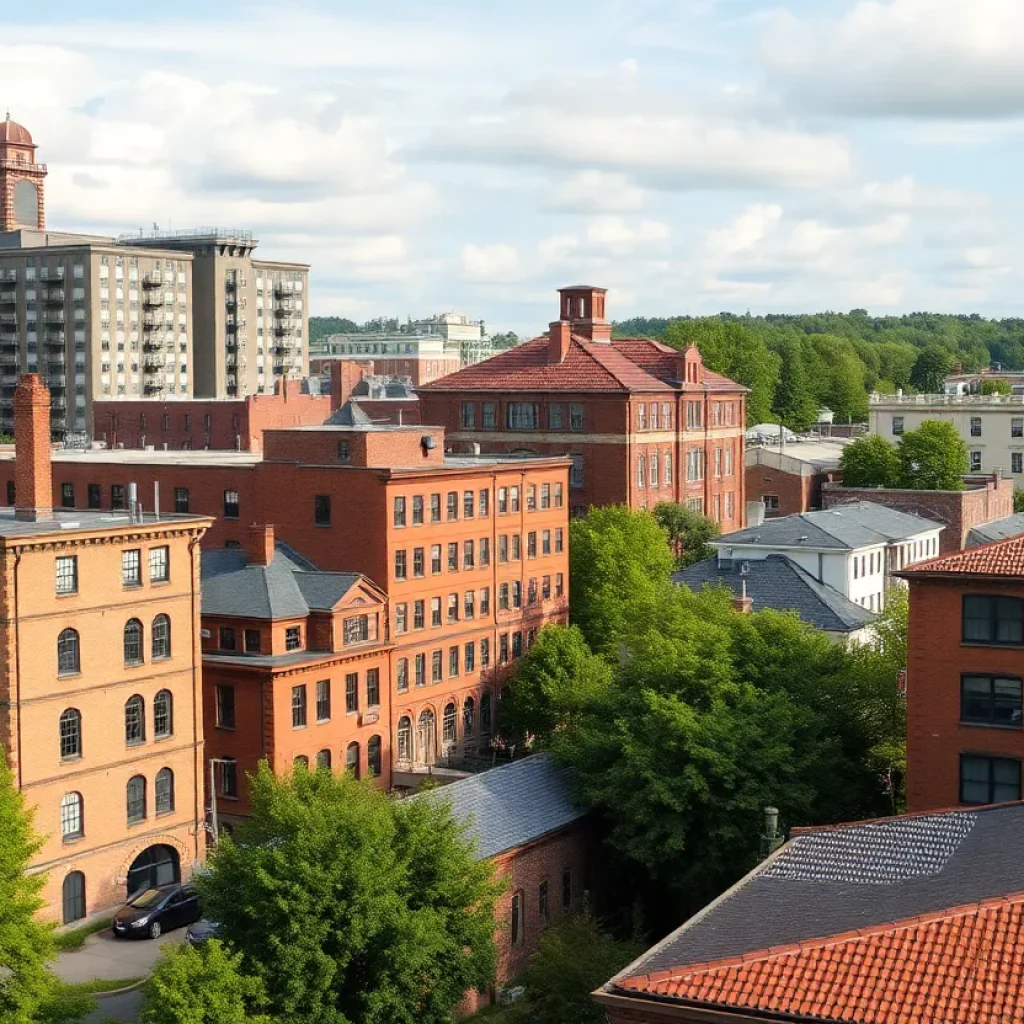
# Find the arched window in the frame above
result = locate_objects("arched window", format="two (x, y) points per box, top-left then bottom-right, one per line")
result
(480, 693), (492, 736)
(153, 690), (173, 738)
(123, 619), (143, 666)
(397, 716), (412, 762)
(126, 775), (146, 823)
(368, 735), (381, 778)
(60, 792), (83, 840)
(59, 708), (82, 759)
(316, 749), (332, 771)
(294, 755), (309, 770)
(62, 871), (86, 925)
(57, 628), (80, 675)
(417, 708), (435, 765)
(346, 742), (360, 779)
(155, 768), (174, 814)
(442, 702), (457, 743)
(151, 614), (171, 660)
(463, 697), (475, 738)
(124, 695), (145, 745)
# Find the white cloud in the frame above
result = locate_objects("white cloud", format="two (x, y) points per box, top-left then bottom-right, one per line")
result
(705, 203), (782, 257)
(462, 244), (522, 281)
(585, 217), (670, 246)
(762, 0), (1024, 118)
(546, 171), (646, 213)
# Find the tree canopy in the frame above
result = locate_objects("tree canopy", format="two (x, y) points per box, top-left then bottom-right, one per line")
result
(190, 764), (501, 1024)
(653, 502), (720, 569)
(838, 435), (901, 488)
(897, 420), (969, 490)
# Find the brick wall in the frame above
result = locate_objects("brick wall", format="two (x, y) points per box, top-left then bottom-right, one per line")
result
(746, 463), (826, 517)
(823, 475), (1014, 553)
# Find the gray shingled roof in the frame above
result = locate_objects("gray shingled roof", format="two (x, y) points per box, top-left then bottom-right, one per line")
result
(412, 753), (588, 860)
(674, 555), (875, 634)
(324, 400), (372, 426)
(617, 802), (1024, 980)
(200, 543), (359, 619)
(968, 513), (1024, 547)
(715, 501), (943, 551)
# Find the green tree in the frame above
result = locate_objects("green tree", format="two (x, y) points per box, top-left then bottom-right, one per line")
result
(771, 337), (818, 431)
(897, 420), (969, 490)
(909, 345), (956, 393)
(140, 942), (271, 1024)
(981, 378), (1011, 395)
(521, 916), (644, 1024)
(197, 764), (501, 1024)
(838, 435), (900, 488)
(489, 331), (520, 350)
(568, 506), (675, 657)
(0, 749), (59, 1024)
(653, 503), (719, 569)
(1014, 488), (1024, 513)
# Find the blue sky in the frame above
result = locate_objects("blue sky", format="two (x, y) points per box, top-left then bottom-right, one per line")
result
(3, 0), (1024, 334)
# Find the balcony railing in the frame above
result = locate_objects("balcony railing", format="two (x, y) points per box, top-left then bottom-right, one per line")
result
(44, 310), (65, 324)
(0, 269), (17, 283)
(0, 313), (16, 326)
(0, 290), (16, 305)
(871, 392), (1024, 407)
(41, 288), (65, 304)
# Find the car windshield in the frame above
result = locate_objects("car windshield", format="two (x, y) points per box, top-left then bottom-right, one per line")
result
(130, 888), (168, 909)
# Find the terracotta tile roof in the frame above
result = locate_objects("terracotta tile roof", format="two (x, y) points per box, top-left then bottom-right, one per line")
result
(417, 336), (745, 394)
(616, 893), (1024, 1024)
(900, 534), (1024, 578)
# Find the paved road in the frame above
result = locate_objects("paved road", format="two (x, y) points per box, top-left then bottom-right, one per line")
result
(83, 989), (143, 1024)
(53, 924), (187, 984)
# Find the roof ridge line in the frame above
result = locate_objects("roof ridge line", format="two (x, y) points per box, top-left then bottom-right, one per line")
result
(789, 799), (1024, 835)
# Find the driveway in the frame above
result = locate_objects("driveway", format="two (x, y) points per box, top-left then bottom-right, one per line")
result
(52, 925), (187, 985)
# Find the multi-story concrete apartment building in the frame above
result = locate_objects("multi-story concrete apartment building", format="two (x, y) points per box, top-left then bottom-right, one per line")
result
(0, 375), (212, 924)
(311, 330), (461, 386)
(899, 537), (1024, 812)
(870, 391), (1024, 481)
(0, 420), (571, 777)
(418, 285), (748, 527)
(0, 119), (308, 436)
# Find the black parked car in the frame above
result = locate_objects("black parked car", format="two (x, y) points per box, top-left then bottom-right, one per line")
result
(185, 918), (221, 947)
(112, 884), (201, 940)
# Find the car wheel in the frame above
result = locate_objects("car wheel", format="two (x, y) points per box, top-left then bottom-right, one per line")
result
(149, 920), (162, 940)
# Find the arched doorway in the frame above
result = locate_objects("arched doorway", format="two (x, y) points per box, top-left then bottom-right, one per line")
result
(417, 709), (435, 766)
(126, 844), (180, 898)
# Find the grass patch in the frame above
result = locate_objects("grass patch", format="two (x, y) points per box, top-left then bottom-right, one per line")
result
(65, 976), (144, 996)
(53, 916), (114, 952)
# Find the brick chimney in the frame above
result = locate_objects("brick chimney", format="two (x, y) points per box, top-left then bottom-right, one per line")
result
(13, 373), (53, 522)
(548, 320), (571, 364)
(330, 360), (367, 413)
(247, 523), (275, 566)
(557, 285), (612, 344)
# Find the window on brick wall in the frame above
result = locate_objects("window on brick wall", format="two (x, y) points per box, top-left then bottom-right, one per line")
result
(960, 754), (1021, 804)
(963, 595), (1024, 644)
(961, 675), (1022, 727)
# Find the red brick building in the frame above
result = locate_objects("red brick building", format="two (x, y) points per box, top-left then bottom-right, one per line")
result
(900, 537), (1024, 812)
(745, 440), (847, 518)
(201, 524), (392, 822)
(0, 421), (571, 777)
(92, 377), (332, 453)
(418, 286), (747, 526)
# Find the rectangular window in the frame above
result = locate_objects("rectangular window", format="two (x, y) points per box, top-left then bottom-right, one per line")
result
(397, 658), (409, 692)
(448, 542), (459, 572)
(498, 488), (508, 514)
(512, 631), (523, 657)
(510, 486), (521, 512)
(148, 546), (169, 583)
(960, 754), (1021, 804)
(483, 402), (496, 429)
(463, 490), (475, 519)
(461, 402), (476, 429)
(528, 577), (538, 605)
(512, 534), (521, 560)
(367, 669), (380, 707)
(316, 680), (331, 721)
(481, 587), (491, 616)
(971, 450), (982, 472)
(1015, 453), (1024, 475)
(539, 880), (550, 925)
(687, 401), (702, 429)
(650, 404), (659, 431)
(343, 615), (371, 644)
(465, 641), (475, 673)
(414, 600), (425, 629)
(447, 492), (458, 521)
(507, 402), (540, 429)
(686, 449), (704, 482)
(315, 494), (331, 526)
(555, 482), (564, 507)
(542, 575), (551, 599)
(1014, 418), (1024, 439)
(221, 759), (238, 798)
(964, 595), (1024, 644)
(961, 675), (1022, 727)
(542, 530), (551, 555)
(431, 544), (442, 574)
(395, 603), (408, 634)
(481, 637), (491, 667)
(556, 572), (565, 597)
(174, 487), (189, 512)
(479, 489), (490, 517)
(394, 550), (407, 580)
(563, 869), (572, 910)
(87, 483), (101, 509)
(412, 495), (424, 524)
(216, 685), (235, 728)
(431, 597), (441, 627)
(292, 685), (307, 728)
(465, 590), (476, 619)
(345, 673), (358, 713)
(415, 654), (426, 687)
(337, 440), (351, 462)
(499, 535), (508, 562)
(971, 416), (982, 437)
(61, 482), (74, 508)
(394, 496), (406, 527)
(219, 626), (236, 651)
(112, 484), (126, 510)
(56, 555), (77, 595)
(569, 403), (584, 431)
(528, 532), (537, 558)
(285, 627), (301, 651)
(245, 629), (261, 653)
(527, 485), (537, 512)
(122, 549), (141, 587)
(512, 580), (522, 609)
(432, 650), (443, 682)
(480, 537), (491, 566)
(541, 483), (551, 509)
(555, 528), (564, 553)
(223, 489), (239, 519)
(464, 540), (475, 569)
(500, 583), (509, 610)
(892, 416), (904, 436)
(550, 403), (563, 430)
(570, 456), (584, 490)
(449, 646), (459, 678)
(413, 548), (425, 577)
(430, 493), (441, 522)
(448, 593), (459, 623)
(662, 403), (671, 429)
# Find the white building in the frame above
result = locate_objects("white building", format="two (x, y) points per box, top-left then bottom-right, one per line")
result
(869, 392), (1024, 478)
(710, 500), (943, 612)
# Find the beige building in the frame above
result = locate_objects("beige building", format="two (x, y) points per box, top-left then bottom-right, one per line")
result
(869, 392), (1024, 480)
(0, 119), (309, 436)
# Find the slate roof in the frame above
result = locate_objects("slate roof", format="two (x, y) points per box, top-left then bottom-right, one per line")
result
(715, 501), (942, 552)
(900, 533), (1024, 578)
(606, 803), (1024, 1024)
(967, 513), (1024, 548)
(417, 335), (745, 395)
(200, 543), (361, 619)
(324, 400), (373, 426)
(674, 555), (875, 634)
(412, 753), (587, 860)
